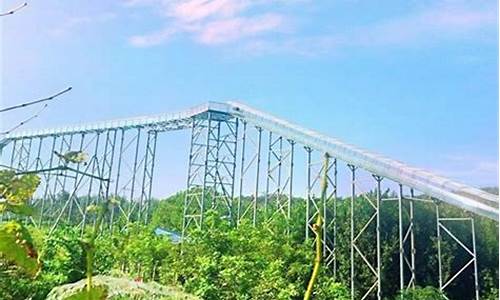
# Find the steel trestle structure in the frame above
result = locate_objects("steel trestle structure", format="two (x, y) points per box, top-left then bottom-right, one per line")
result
(1, 101), (498, 299)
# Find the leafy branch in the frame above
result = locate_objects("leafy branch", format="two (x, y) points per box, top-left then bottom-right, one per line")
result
(0, 170), (41, 275)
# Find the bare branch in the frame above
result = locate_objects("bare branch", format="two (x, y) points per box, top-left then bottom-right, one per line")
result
(1, 104), (48, 135)
(0, 86), (72, 113)
(0, 2), (27, 17)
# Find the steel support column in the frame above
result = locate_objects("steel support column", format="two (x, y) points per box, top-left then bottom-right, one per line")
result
(306, 149), (337, 272)
(16, 137), (32, 171)
(398, 185), (416, 294)
(236, 122), (262, 225)
(51, 135), (74, 201)
(237, 121), (247, 226)
(112, 128), (142, 225)
(39, 136), (57, 225)
(183, 112), (238, 236)
(235, 125), (263, 225)
(264, 132), (294, 232)
(81, 132), (101, 232)
(29, 137), (44, 225)
(139, 130), (157, 224)
(110, 129), (125, 230)
(128, 128), (142, 220)
(436, 202), (480, 300)
(8, 139), (17, 168)
(349, 164), (356, 300)
(67, 133), (86, 223)
(94, 129), (117, 228)
(350, 164), (382, 300)
(253, 128), (262, 225)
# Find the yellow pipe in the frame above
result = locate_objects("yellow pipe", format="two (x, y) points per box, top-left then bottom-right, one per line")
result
(304, 154), (329, 300)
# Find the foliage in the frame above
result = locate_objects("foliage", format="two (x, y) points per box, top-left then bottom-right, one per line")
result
(0, 170), (40, 214)
(397, 286), (446, 299)
(98, 223), (173, 281)
(41, 226), (86, 283)
(483, 288), (499, 300)
(150, 191), (185, 232)
(63, 285), (108, 300)
(0, 184), (498, 300)
(46, 275), (199, 300)
(0, 221), (39, 275)
(0, 170), (40, 272)
(0, 169), (43, 299)
(154, 211), (344, 300)
(0, 226), (86, 299)
(312, 276), (349, 300)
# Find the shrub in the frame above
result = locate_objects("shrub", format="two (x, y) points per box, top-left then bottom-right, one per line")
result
(397, 286), (446, 299)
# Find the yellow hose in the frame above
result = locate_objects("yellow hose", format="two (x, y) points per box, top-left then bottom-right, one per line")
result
(304, 154), (329, 300)
(304, 214), (322, 300)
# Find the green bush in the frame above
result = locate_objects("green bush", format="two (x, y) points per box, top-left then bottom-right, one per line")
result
(397, 286), (446, 299)
(155, 211), (347, 300)
(0, 226), (86, 300)
(1, 188), (497, 300)
(483, 288), (499, 300)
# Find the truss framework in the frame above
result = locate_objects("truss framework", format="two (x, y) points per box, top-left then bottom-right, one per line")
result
(398, 186), (416, 292)
(306, 149), (338, 273)
(348, 166), (383, 300)
(182, 112), (238, 236)
(1, 127), (159, 231)
(264, 132), (294, 231)
(236, 121), (263, 225)
(436, 203), (479, 300)
(0, 101), (496, 299)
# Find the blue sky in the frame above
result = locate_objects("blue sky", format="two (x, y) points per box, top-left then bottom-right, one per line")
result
(1, 0), (498, 196)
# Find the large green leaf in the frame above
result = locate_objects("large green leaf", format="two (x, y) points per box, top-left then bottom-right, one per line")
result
(0, 170), (40, 216)
(0, 221), (39, 276)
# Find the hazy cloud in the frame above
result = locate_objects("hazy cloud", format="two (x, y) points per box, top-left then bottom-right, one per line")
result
(47, 12), (117, 37)
(126, 1), (497, 55)
(355, 3), (496, 46)
(243, 2), (497, 56)
(128, 0), (286, 47)
(433, 153), (499, 186)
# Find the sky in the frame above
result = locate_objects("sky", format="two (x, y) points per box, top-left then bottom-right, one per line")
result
(1, 0), (498, 197)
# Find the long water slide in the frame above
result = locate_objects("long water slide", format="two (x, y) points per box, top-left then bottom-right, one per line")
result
(1, 101), (498, 221)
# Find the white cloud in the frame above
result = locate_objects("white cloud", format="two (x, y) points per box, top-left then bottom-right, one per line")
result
(129, 27), (177, 47)
(127, 0), (286, 47)
(126, 1), (497, 55)
(196, 14), (284, 45)
(169, 0), (248, 23)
